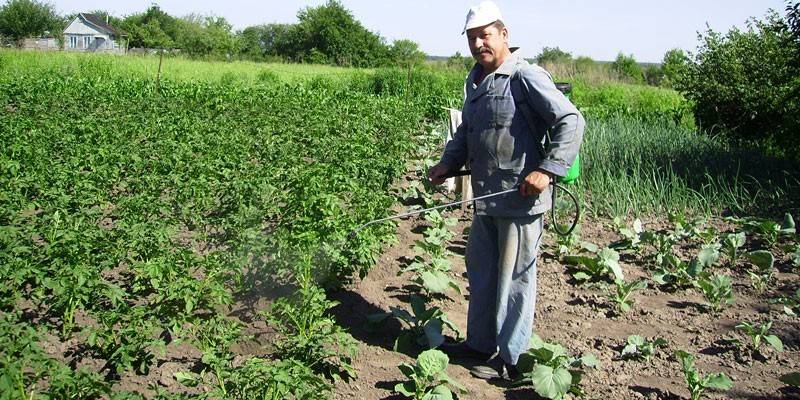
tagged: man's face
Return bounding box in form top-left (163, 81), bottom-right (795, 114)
top-left (466, 23), bottom-right (509, 70)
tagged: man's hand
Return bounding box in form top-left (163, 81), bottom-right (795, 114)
top-left (520, 170), bottom-right (554, 197)
top-left (427, 163), bottom-right (451, 185)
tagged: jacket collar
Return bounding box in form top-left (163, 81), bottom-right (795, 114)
top-left (494, 47), bottom-right (522, 76)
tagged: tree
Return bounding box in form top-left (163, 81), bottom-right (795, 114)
top-left (176, 15), bottom-right (237, 59)
top-left (678, 10), bottom-right (798, 152)
top-left (0, 0), bottom-right (62, 43)
top-left (574, 56), bottom-right (596, 74)
top-left (238, 23), bottom-right (292, 60)
top-left (389, 39), bottom-right (425, 67)
top-left (121, 5), bottom-right (179, 48)
top-left (660, 48), bottom-right (690, 88)
top-left (285, 0), bottom-right (390, 67)
top-left (611, 52), bottom-right (644, 83)
top-left (446, 51), bottom-right (473, 71)
top-left (536, 46), bottom-right (572, 64)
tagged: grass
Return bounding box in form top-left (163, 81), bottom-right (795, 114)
top-left (0, 49), bottom-right (363, 84)
top-left (578, 116), bottom-right (799, 217)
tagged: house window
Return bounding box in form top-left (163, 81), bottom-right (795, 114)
top-left (84, 37), bottom-right (91, 49)
top-left (69, 36), bottom-right (77, 49)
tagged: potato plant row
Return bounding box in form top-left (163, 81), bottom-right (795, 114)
top-left (0, 64), bottom-right (444, 398)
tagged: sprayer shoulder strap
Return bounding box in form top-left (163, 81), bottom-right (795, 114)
top-left (510, 67), bottom-right (551, 150)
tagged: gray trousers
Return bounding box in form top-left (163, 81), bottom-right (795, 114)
top-left (464, 214), bottom-right (544, 365)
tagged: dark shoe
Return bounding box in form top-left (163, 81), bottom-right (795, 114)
top-left (439, 341), bottom-right (489, 359)
top-left (470, 360), bottom-right (521, 382)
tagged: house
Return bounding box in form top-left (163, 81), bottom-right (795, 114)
top-left (63, 13), bottom-right (125, 53)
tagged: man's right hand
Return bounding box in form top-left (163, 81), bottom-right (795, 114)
top-left (427, 162), bottom-right (451, 185)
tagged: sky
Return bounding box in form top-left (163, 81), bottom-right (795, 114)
top-left (51, 0), bottom-right (789, 63)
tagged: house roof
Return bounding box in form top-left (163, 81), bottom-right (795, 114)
top-left (79, 13), bottom-right (118, 35)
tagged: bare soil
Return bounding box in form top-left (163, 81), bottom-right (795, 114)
top-left (329, 198), bottom-right (800, 400)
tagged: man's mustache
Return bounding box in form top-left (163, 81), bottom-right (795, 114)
top-left (472, 47), bottom-right (491, 56)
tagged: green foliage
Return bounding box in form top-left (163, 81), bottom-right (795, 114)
top-left (536, 46), bottom-right (572, 64)
top-left (367, 294), bottom-right (461, 352)
top-left (176, 358), bottom-right (330, 399)
top-left (652, 255), bottom-right (704, 288)
top-left (564, 247), bottom-right (624, 283)
top-left (265, 264), bottom-right (358, 382)
top-left (696, 274), bottom-right (734, 313)
top-left (769, 288), bottom-right (800, 316)
top-left (675, 350), bottom-right (732, 400)
top-left (121, 5), bottom-right (180, 48)
top-left (739, 213), bottom-right (796, 245)
top-left (678, 10), bottom-right (799, 154)
top-left (609, 279), bottom-right (647, 313)
top-left (734, 320), bottom-right (784, 355)
top-left (522, 334), bottom-right (597, 400)
top-left (721, 232), bottom-right (746, 263)
top-left (745, 250), bottom-right (775, 294)
top-left (611, 52), bottom-right (643, 84)
top-left (400, 210), bottom-right (461, 297)
top-left (394, 349), bottom-right (465, 400)
top-left (0, 312), bottom-right (110, 399)
top-left (284, 0), bottom-right (390, 67)
top-left (446, 51), bottom-right (474, 71)
top-left (390, 39), bottom-right (426, 67)
top-left (175, 15), bottom-right (238, 59)
top-left (0, 0), bottom-right (61, 42)
top-left (238, 23), bottom-right (292, 61)
top-left (660, 48), bottom-right (690, 88)
top-left (780, 372), bottom-right (800, 388)
top-left (621, 335), bottom-right (667, 362)
top-left (611, 217), bottom-right (644, 250)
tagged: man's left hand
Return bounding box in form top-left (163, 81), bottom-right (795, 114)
top-left (520, 170), bottom-right (554, 197)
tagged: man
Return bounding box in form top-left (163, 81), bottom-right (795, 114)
top-left (427, 1), bottom-right (585, 381)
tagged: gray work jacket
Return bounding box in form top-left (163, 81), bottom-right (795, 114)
top-left (440, 49), bottom-right (585, 217)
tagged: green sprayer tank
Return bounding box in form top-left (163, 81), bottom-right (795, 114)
top-left (554, 82), bottom-right (580, 184)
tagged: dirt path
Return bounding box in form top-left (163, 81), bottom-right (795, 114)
top-left (330, 200), bottom-right (800, 399)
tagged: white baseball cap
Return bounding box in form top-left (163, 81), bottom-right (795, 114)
top-left (462, 1), bottom-right (504, 34)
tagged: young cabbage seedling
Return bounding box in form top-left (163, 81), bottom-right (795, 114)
top-left (675, 350), bottom-right (732, 400)
top-left (611, 217), bottom-right (644, 250)
top-left (734, 320), bottom-right (783, 356)
top-left (696, 273), bottom-right (734, 314)
top-left (395, 349), bottom-right (466, 400)
top-left (721, 232), bottom-right (746, 264)
top-left (367, 294), bottom-right (461, 352)
top-left (621, 335), bottom-right (667, 362)
top-left (745, 250), bottom-right (774, 294)
top-left (641, 230), bottom-right (677, 268)
top-left (742, 213), bottom-right (795, 246)
top-left (609, 279), bottom-right (647, 314)
top-left (769, 288), bottom-right (800, 316)
top-left (652, 254), bottom-right (703, 288)
top-left (564, 247), bottom-right (624, 283)
top-left (524, 334), bottom-right (598, 400)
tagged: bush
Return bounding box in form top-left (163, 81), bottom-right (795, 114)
top-left (678, 10), bottom-right (798, 155)
top-left (661, 48), bottom-right (690, 88)
top-left (611, 52), bottom-right (644, 84)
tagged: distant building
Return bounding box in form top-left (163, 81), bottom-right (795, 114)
top-left (63, 13), bottom-right (125, 53)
